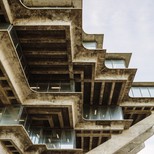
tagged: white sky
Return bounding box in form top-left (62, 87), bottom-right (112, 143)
top-left (83, 0), bottom-right (154, 153)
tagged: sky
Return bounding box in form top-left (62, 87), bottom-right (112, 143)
top-left (83, 0), bottom-right (154, 82)
top-left (83, 0), bottom-right (154, 153)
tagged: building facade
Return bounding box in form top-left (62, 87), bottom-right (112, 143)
top-left (0, 0), bottom-right (154, 154)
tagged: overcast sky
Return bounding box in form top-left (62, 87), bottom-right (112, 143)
top-left (83, 0), bottom-right (154, 153)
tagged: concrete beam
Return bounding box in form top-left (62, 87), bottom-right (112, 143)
top-left (87, 113), bottom-right (154, 154)
top-left (0, 84), bottom-right (11, 104)
top-left (117, 126), bottom-right (154, 154)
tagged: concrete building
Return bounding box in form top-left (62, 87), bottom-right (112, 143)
top-left (0, 0), bottom-right (154, 154)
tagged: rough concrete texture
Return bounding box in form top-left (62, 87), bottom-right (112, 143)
top-left (87, 113), bottom-right (154, 154)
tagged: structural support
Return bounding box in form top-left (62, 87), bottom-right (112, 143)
top-left (87, 113), bottom-right (154, 154)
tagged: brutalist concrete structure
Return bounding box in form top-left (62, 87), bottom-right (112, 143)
top-left (0, 0), bottom-right (154, 154)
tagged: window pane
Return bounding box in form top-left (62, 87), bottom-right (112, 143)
top-left (0, 23), bottom-right (10, 30)
top-left (131, 87), bottom-right (142, 97)
top-left (105, 60), bottom-right (113, 68)
top-left (0, 108), bottom-right (4, 122)
top-left (83, 105), bottom-right (90, 119)
top-left (83, 42), bottom-right (97, 49)
top-left (61, 130), bottom-right (74, 149)
top-left (90, 107), bottom-right (99, 120)
top-left (110, 106), bottom-right (123, 120)
top-left (149, 87), bottom-right (154, 97)
top-left (113, 60), bottom-right (125, 68)
top-left (83, 106), bottom-right (123, 120)
top-left (140, 87), bottom-right (150, 97)
top-left (129, 88), bottom-right (134, 97)
top-left (105, 60), bottom-right (126, 68)
top-left (99, 106), bottom-right (110, 120)
top-left (1, 106), bottom-right (20, 124)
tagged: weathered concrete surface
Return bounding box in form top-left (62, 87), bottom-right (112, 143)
top-left (22, 0), bottom-right (82, 8)
top-left (0, 126), bottom-right (83, 154)
top-left (87, 113), bottom-right (154, 154)
top-left (116, 126), bottom-right (154, 154)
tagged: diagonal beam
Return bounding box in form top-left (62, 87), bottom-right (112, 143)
top-left (87, 112), bottom-right (154, 154)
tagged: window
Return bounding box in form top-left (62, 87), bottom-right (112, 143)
top-left (0, 106), bottom-right (21, 124)
top-left (30, 82), bottom-right (75, 92)
top-left (83, 41), bottom-right (97, 49)
top-left (129, 87), bottom-right (154, 97)
top-left (83, 105), bottom-right (123, 120)
top-left (105, 60), bottom-right (126, 68)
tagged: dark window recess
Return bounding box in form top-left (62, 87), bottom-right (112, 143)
top-left (51, 114), bottom-right (60, 128)
top-left (132, 114), bottom-right (139, 125)
top-left (74, 74), bottom-right (81, 80)
top-left (6, 90), bottom-right (14, 97)
top-left (83, 137), bottom-right (90, 151)
top-left (29, 74), bottom-right (70, 83)
top-left (62, 108), bottom-right (70, 128)
top-left (16, 30), bottom-right (66, 39)
top-left (102, 82), bottom-right (112, 105)
top-left (84, 82), bottom-right (91, 104)
top-left (101, 137), bottom-right (109, 143)
top-left (124, 114), bottom-right (130, 119)
top-left (93, 82), bottom-right (102, 105)
top-left (0, 69), bottom-right (4, 77)
top-left (0, 80), bottom-right (9, 88)
top-left (92, 137), bottom-right (99, 149)
top-left (84, 65), bottom-right (92, 79)
top-left (2, 141), bottom-right (12, 146)
top-left (12, 152), bottom-right (20, 154)
top-left (0, 15), bottom-right (6, 23)
top-left (10, 99), bottom-right (18, 105)
top-left (8, 147), bottom-right (17, 151)
top-left (21, 43), bottom-right (67, 51)
top-left (75, 82), bottom-right (81, 92)
top-left (27, 56), bottom-right (68, 62)
top-left (76, 137), bottom-right (81, 148)
top-left (29, 65), bottom-right (69, 72)
top-left (111, 82), bottom-right (122, 105)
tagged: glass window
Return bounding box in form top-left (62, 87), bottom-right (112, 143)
top-left (105, 60), bottom-right (113, 68)
top-left (90, 107), bottom-right (99, 120)
top-left (105, 60), bottom-right (126, 68)
top-left (131, 87), bottom-right (142, 97)
top-left (83, 42), bottom-right (97, 49)
top-left (29, 128), bottom-right (40, 144)
top-left (83, 105), bottom-right (123, 121)
top-left (113, 60), bottom-right (125, 68)
top-left (129, 88), bottom-right (134, 97)
top-left (83, 105), bottom-right (90, 119)
top-left (99, 106), bottom-right (110, 120)
top-left (0, 108), bottom-right (4, 122)
top-left (10, 28), bottom-right (19, 48)
top-left (19, 107), bottom-right (27, 126)
top-left (61, 130), bottom-right (74, 149)
top-left (110, 106), bottom-right (123, 120)
top-left (0, 23), bottom-right (10, 30)
top-left (130, 87), bottom-right (154, 97)
top-left (140, 87), bottom-right (150, 97)
top-left (1, 106), bottom-right (21, 124)
top-left (148, 87), bottom-right (154, 97)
